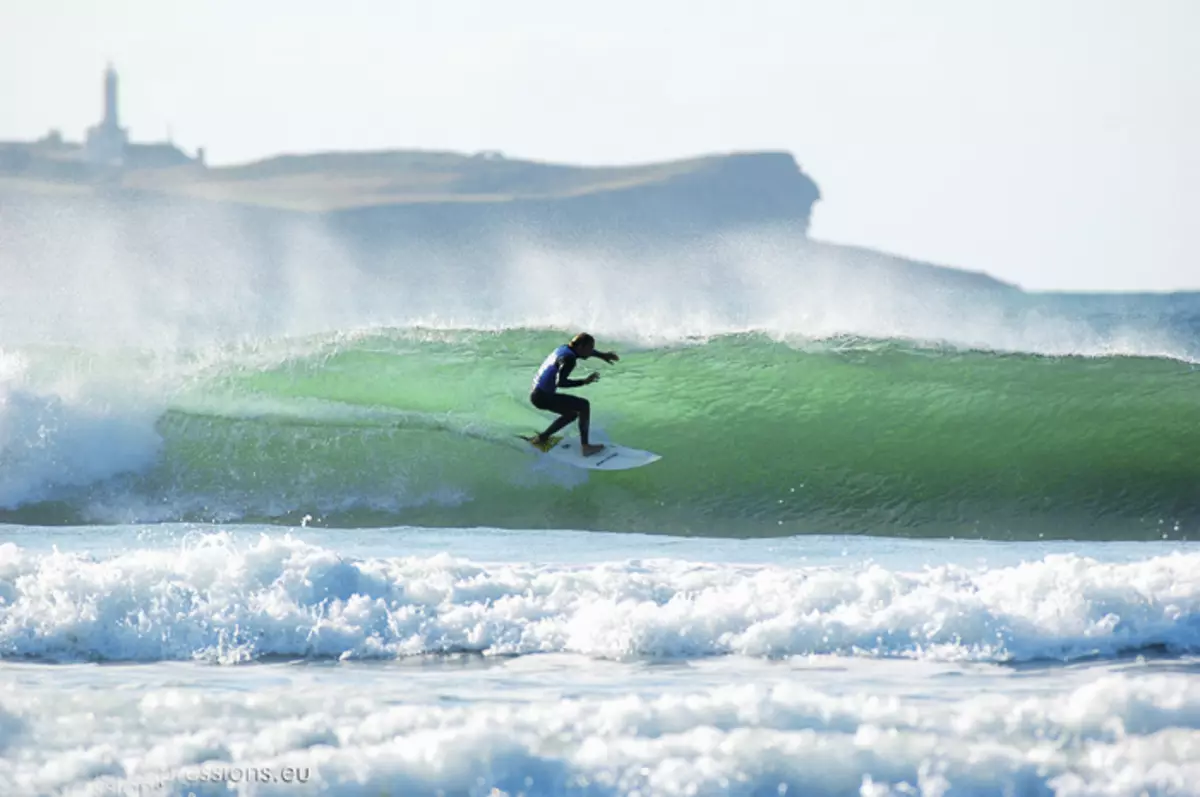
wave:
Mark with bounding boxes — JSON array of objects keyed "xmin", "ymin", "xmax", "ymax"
[
  {"xmin": 1, "ymin": 328, "xmax": 1197, "ymax": 538},
  {"xmin": 0, "ymin": 533, "xmax": 1197, "ymax": 664}
]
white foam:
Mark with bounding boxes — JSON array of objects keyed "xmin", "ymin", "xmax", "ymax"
[
  {"xmin": 0, "ymin": 350, "xmax": 162, "ymax": 508},
  {"xmin": 1, "ymin": 535, "xmax": 1198, "ymax": 664},
  {"xmin": 2, "ymin": 668, "xmax": 1199, "ymax": 796}
]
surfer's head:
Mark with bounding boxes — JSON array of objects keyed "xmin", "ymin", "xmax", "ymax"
[{"xmin": 569, "ymin": 333, "xmax": 595, "ymax": 356}]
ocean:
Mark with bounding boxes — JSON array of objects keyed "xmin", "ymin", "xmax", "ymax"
[{"xmin": 0, "ymin": 230, "xmax": 1198, "ymax": 796}]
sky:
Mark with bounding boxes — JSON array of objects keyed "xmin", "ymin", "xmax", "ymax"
[{"xmin": 1, "ymin": 0, "xmax": 1197, "ymax": 292}]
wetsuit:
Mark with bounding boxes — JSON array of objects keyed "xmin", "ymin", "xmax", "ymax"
[{"xmin": 530, "ymin": 344, "xmax": 593, "ymax": 444}]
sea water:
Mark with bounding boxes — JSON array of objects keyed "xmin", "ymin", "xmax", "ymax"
[{"xmin": 0, "ymin": 219, "xmax": 1198, "ymax": 795}]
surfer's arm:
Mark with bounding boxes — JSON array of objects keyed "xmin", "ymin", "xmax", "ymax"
[
  {"xmin": 596, "ymin": 350, "xmax": 619, "ymax": 364},
  {"xmin": 555, "ymin": 356, "xmax": 594, "ymax": 388}
]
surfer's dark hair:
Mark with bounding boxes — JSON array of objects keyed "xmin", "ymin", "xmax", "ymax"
[{"xmin": 569, "ymin": 333, "xmax": 595, "ymax": 350}]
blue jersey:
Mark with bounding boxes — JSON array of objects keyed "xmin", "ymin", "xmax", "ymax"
[{"xmin": 532, "ymin": 344, "xmax": 576, "ymax": 393}]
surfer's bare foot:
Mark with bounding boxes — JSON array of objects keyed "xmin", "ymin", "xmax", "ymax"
[{"xmin": 582, "ymin": 443, "xmax": 605, "ymax": 457}]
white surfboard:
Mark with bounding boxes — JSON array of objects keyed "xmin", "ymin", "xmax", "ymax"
[{"xmin": 519, "ymin": 435, "xmax": 661, "ymax": 471}]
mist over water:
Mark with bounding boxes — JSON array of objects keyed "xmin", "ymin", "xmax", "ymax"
[{"xmin": 4, "ymin": 198, "xmax": 1195, "ymax": 355}]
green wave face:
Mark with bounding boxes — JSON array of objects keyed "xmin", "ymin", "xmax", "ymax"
[{"xmin": 97, "ymin": 328, "xmax": 1193, "ymax": 540}]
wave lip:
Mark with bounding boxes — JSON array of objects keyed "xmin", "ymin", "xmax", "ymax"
[{"xmin": 2, "ymin": 535, "xmax": 1198, "ymax": 664}]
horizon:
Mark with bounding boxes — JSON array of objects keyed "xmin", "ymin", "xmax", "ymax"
[{"xmin": 2, "ymin": 0, "xmax": 1196, "ymax": 293}]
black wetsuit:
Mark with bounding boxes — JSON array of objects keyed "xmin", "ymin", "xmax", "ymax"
[{"xmin": 530, "ymin": 344, "xmax": 593, "ymax": 443}]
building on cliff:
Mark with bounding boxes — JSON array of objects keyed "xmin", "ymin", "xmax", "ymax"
[
  {"xmin": 85, "ymin": 63, "xmax": 205, "ymax": 170},
  {"xmin": 0, "ymin": 65, "xmax": 206, "ymax": 178}
]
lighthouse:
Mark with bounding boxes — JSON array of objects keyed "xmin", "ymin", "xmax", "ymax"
[
  {"xmin": 103, "ymin": 64, "xmax": 119, "ymax": 130},
  {"xmin": 85, "ymin": 63, "xmax": 128, "ymax": 166}
]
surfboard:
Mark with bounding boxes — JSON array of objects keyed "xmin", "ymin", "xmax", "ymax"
[{"xmin": 518, "ymin": 435, "xmax": 661, "ymax": 471}]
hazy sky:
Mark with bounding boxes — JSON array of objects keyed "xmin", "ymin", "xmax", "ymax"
[{"xmin": 2, "ymin": 0, "xmax": 1197, "ymax": 291}]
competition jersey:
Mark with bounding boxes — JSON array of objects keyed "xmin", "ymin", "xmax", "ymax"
[{"xmin": 531, "ymin": 344, "xmax": 577, "ymax": 393}]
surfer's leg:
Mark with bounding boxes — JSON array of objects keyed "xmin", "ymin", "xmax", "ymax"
[
  {"xmin": 542, "ymin": 394, "xmax": 601, "ymax": 453},
  {"xmin": 539, "ymin": 409, "xmax": 579, "ymax": 440},
  {"xmin": 531, "ymin": 391, "xmax": 587, "ymax": 443},
  {"xmin": 576, "ymin": 406, "xmax": 605, "ymax": 455}
]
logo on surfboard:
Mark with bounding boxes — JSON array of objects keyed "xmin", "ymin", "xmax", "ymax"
[{"xmin": 518, "ymin": 434, "xmax": 661, "ymax": 471}]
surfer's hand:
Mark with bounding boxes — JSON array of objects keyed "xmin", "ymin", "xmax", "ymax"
[
  {"xmin": 600, "ymin": 351, "xmax": 619, "ymax": 364},
  {"xmin": 586, "ymin": 372, "xmax": 601, "ymax": 384}
]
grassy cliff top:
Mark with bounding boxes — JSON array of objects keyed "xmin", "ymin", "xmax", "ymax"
[{"xmin": 2, "ymin": 149, "xmax": 800, "ymax": 212}]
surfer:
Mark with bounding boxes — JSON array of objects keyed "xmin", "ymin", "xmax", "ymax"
[{"xmin": 528, "ymin": 333, "xmax": 619, "ymax": 456}]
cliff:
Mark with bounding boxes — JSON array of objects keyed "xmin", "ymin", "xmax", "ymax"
[
  {"xmin": 0, "ymin": 147, "xmax": 1015, "ymax": 297},
  {"xmin": 0, "ymin": 148, "xmax": 819, "ymax": 240}
]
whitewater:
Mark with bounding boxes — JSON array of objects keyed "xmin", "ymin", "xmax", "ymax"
[{"xmin": 1, "ymin": 204, "xmax": 1199, "ymax": 795}]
